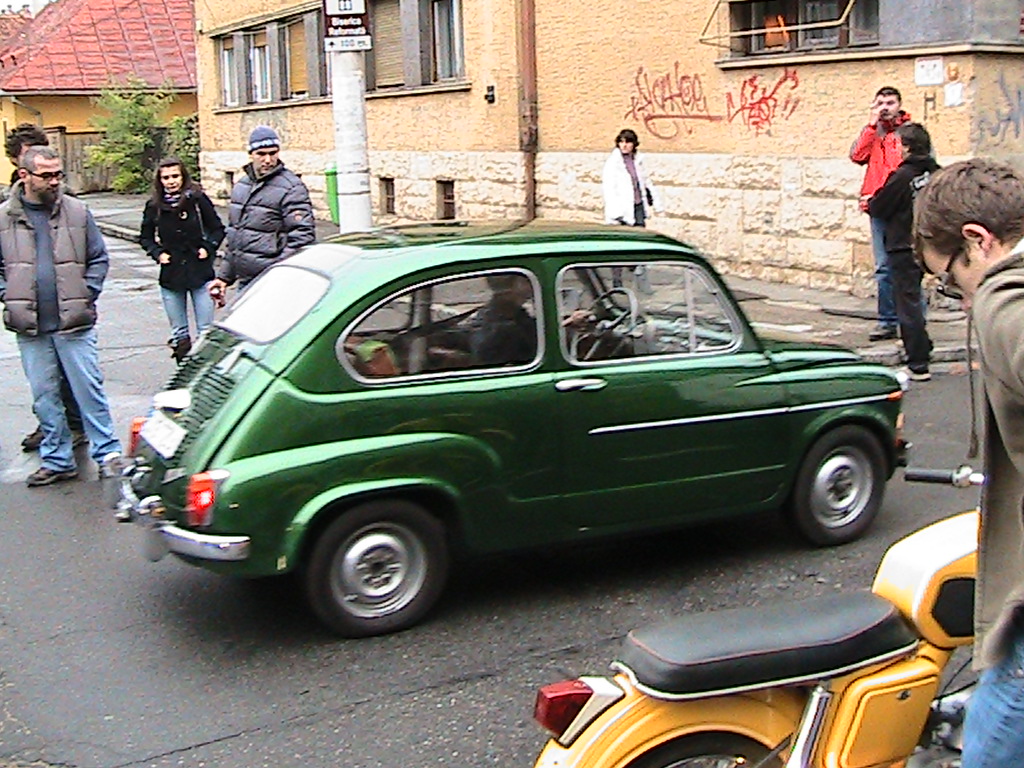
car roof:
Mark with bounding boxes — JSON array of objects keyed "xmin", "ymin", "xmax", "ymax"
[{"xmin": 283, "ymin": 220, "xmax": 706, "ymax": 286}]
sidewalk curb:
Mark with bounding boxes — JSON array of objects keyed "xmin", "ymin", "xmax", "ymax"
[
  {"xmin": 96, "ymin": 220, "xmax": 140, "ymax": 244},
  {"xmin": 855, "ymin": 343, "xmax": 970, "ymax": 367}
]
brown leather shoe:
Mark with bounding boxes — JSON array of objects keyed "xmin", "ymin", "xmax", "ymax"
[
  {"xmin": 21, "ymin": 426, "xmax": 43, "ymax": 452},
  {"xmin": 26, "ymin": 466, "xmax": 79, "ymax": 487}
]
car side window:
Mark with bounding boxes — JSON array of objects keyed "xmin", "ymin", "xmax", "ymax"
[
  {"xmin": 340, "ymin": 269, "xmax": 542, "ymax": 380},
  {"xmin": 557, "ymin": 262, "xmax": 739, "ymax": 364}
]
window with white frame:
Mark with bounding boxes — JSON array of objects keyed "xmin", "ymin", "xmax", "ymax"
[
  {"xmin": 248, "ymin": 32, "xmax": 271, "ymax": 103},
  {"xmin": 220, "ymin": 40, "xmax": 239, "ymax": 106},
  {"xmin": 213, "ymin": 10, "xmax": 328, "ymax": 108},
  {"xmin": 431, "ymin": 0, "xmax": 462, "ymax": 80},
  {"xmin": 729, "ymin": 0, "xmax": 878, "ymax": 55}
]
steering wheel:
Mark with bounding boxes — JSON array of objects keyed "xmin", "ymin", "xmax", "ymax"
[
  {"xmin": 573, "ymin": 287, "xmax": 641, "ymax": 361},
  {"xmin": 589, "ymin": 287, "xmax": 639, "ymax": 332}
]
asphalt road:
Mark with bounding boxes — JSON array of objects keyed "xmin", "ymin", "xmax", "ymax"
[{"xmin": 0, "ymin": 236, "xmax": 979, "ymax": 768}]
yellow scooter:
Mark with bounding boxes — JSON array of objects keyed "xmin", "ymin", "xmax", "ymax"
[{"xmin": 532, "ymin": 466, "xmax": 982, "ymax": 768}]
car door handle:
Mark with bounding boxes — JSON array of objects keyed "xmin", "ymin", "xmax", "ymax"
[{"xmin": 555, "ymin": 378, "xmax": 608, "ymax": 392}]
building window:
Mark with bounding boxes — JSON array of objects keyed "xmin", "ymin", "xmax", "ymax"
[
  {"xmin": 372, "ymin": 0, "xmax": 404, "ymax": 89},
  {"xmin": 380, "ymin": 177, "xmax": 396, "ymax": 214},
  {"xmin": 248, "ymin": 31, "xmax": 272, "ymax": 103},
  {"xmin": 214, "ymin": 10, "xmax": 327, "ymax": 107},
  {"xmin": 220, "ymin": 40, "xmax": 239, "ymax": 106},
  {"xmin": 431, "ymin": 0, "xmax": 462, "ymax": 80},
  {"xmin": 284, "ymin": 17, "xmax": 309, "ymax": 98},
  {"xmin": 368, "ymin": 0, "xmax": 464, "ymax": 91},
  {"xmin": 730, "ymin": 0, "xmax": 878, "ymax": 55},
  {"xmin": 437, "ymin": 180, "xmax": 455, "ymax": 219}
]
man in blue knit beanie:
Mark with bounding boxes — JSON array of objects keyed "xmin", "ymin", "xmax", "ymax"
[{"xmin": 208, "ymin": 125, "xmax": 315, "ymax": 303}]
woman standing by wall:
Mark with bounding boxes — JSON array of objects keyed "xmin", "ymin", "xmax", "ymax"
[
  {"xmin": 602, "ymin": 128, "xmax": 660, "ymax": 227},
  {"xmin": 140, "ymin": 157, "xmax": 226, "ymax": 362}
]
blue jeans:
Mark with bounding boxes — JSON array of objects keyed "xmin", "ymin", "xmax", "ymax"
[
  {"xmin": 161, "ymin": 283, "xmax": 214, "ymax": 344},
  {"xmin": 870, "ymin": 216, "xmax": 897, "ymax": 328},
  {"xmin": 17, "ymin": 328, "xmax": 122, "ymax": 472},
  {"xmin": 962, "ymin": 622, "xmax": 1024, "ymax": 768}
]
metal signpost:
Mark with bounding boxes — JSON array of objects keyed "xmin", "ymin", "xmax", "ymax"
[{"xmin": 323, "ymin": 0, "xmax": 373, "ymax": 232}]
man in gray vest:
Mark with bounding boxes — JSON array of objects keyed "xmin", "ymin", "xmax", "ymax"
[{"xmin": 0, "ymin": 146, "xmax": 121, "ymax": 486}]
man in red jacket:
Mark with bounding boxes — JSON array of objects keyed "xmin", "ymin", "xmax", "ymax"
[{"xmin": 850, "ymin": 86, "xmax": 911, "ymax": 342}]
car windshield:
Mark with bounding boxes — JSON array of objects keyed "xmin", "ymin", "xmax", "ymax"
[{"xmin": 218, "ymin": 265, "xmax": 331, "ymax": 344}]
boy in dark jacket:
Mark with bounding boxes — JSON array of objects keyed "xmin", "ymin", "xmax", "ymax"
[{"xmin": 867, "ymin": 122, "xmax": 939, "ymax": 381}]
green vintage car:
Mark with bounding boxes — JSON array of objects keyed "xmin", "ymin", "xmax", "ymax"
[{"xmin": 109, "ymin": 221, "xmax": 906, "ymax": 637}]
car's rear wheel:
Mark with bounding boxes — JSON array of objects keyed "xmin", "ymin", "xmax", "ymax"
[
  {"xmin": 305, "ymin": 499, "xmax": 449, "ymax": 637},
  {"xmin": 789, "ymin": 425, "xmax": 886, "ymax": 546},
  {"xmin": 627, "ymin": 732, "xmax": 782, "ymax": 768}
]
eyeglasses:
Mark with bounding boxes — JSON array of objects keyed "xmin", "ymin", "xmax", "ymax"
[
  {"xmin": 25, "ymin": 169, "xmax": 65, "ymax": 182},
  {"xmin": 935, "ymin": 250, "xmax": 964, "ymax": 301}
]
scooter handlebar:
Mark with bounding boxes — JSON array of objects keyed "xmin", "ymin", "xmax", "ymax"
[{"xmin": 904, "ymin": 465, "xmax": 985, "ymax": 487}]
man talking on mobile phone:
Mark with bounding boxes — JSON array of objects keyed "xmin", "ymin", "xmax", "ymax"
[{"xmin": 850, "ymin": 86, "xmax": 911, "ymax": 343}]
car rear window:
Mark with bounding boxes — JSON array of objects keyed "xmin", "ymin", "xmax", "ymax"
[{"xmin": 218, "ymin": 265, "xmax": 331, "ymax": 344}]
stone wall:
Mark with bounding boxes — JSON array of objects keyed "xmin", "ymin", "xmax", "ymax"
[{"xmin": 201, "ymin": 146, "xmax": 905, "ymax": 294}]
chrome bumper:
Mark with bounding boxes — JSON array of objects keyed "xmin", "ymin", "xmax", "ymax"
[{"xmin": 103, "ymin": 454, "xmax": 251, "ymax": 563}]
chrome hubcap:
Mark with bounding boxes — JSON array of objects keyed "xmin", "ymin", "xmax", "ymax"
[
  {"xmin": 811, "ymin": 451, "xmax": 870, "ymax": 528},
  {"xmin": 333, "ymin": 523, "xmax": 427, "ymax": 619}
]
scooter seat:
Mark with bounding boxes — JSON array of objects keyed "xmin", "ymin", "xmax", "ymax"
[{"xmin": 614, "ymin": 591, "xmax": 918, "ymax": 699}]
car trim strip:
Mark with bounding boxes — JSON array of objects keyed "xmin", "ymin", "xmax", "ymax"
[{"xmin": 589, "ymin": 393, "xmax": 893, "ymax": 435}]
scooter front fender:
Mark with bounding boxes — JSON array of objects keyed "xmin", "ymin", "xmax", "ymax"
[{"xmin": 535, "ymin": 674, "xmax": 805, "ymax": 768}]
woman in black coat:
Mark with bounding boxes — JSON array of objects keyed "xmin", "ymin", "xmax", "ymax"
[{"xmin": 140, "ymin": 157, "xmax": 226, "ymax": 361}]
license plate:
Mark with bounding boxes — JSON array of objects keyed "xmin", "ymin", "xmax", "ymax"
[{"xmin": 140, "ymin": 411, "xmax": 186, "ymax": 459}]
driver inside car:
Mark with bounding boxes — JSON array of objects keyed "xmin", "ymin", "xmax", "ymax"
[{"xmin": 469, "ymin": 273, "xmax": 538, "ymax": 366}]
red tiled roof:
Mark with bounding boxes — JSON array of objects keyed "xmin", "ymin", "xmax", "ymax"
[
  {"xmin": 0, "ymin": 0, "xmax": 195, "ymax": 93},
  {"xmin": 0, "ymin": 9, "xmax": 30, "ymax": 49}
]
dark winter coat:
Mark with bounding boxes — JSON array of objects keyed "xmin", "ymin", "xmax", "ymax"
[
  {"xmin": 218, "ymin": 162, "xmax": 315, "ymax": 286},
  {"xmin": 140, "ymin": 189, "xmax": 226, "ymax": 291},
  {"xmin": 867, "ymin": 153, "xmax": 941, "ymax": 254}
]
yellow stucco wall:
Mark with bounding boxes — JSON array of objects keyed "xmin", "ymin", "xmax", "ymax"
[
  {"xmin": 192, "ymin": 0, "xmax": 1024, "ymax": 291},
  {"xmin": 194, "ymin": 0, "xmax": 519, "ymax": 153}
]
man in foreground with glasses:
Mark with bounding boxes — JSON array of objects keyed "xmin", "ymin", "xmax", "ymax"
[
  {"xmin": 2, "ymin": 123, "xmax": 88, "ymax": 453},
  {"xmin": 0, "ymin": 146, "xmax": 121, "ymax": 486},
  {"xmin": 913, "ymin": 157, "xmax": 1024, "ymax": 768}
]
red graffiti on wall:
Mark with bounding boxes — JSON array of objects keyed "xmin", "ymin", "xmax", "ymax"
[
  {"xmin": 624, "ymin": 63, "xmax": 724, "ymax": 140},
  {"xmin": 625, "ymin": 64, "xmax": 802, "ymax": 139},
  {"xmin": 725, "ymin": 68, "xmax": 801, "ymax": 136}
]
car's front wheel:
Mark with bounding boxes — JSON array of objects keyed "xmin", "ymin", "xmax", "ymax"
[
  {"xmin": 789, "ymin": 425, "xmax": 886, "ymax": 546},
  {"xmin": 305, "ymin": 499, "xmax": 449, "ymax": 637}
]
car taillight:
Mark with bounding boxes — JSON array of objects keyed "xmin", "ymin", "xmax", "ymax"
[
  {"xmin": 128, "ymin": 416, "xmax": 147, "ymax": 455},
  {"xmin": 534, "ymin": 677, "xmax": 624, "ymax": 746},
  {"xmin": 185, "ymin": 470, "xmax": 229, "ymax": 527}
]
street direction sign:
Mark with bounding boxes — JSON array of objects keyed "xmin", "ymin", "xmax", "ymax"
[{"xmin": 323, "ymin": 0, "xmax": 371, "ymax": 51}]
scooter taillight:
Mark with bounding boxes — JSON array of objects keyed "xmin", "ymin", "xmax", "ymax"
[
  {"xmin": 534, "ymin": 676, "xmax": 625, "ymax": 746},
  {"xmin": 535, "ymin": 680, "xmax": 594, "ymax": 736}
]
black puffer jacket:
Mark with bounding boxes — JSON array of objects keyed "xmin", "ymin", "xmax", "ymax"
[
  {"xmin": 218, "ymin": 162, "xmax": 315, "ymax": 286},
  {"xmin": 140, "ymin": 189, "xmax": 226, "ymax": 291},
  {"xmin": 867, "ymin": 154, "xmax": 941, "ymax": 253}
]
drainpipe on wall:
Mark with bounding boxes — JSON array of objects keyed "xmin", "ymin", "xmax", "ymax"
[{"xmin": 516, "ymin": 0, "xmax": 538, "ymax": 220}]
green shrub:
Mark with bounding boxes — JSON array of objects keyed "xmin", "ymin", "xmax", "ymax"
[
  {"xmin": 86, "ymin": 77, "xmax": 173, "ymax": 193},
  {"xmin": 164, "ymin": 113, "xmax": 200, "ymax": 177}
]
